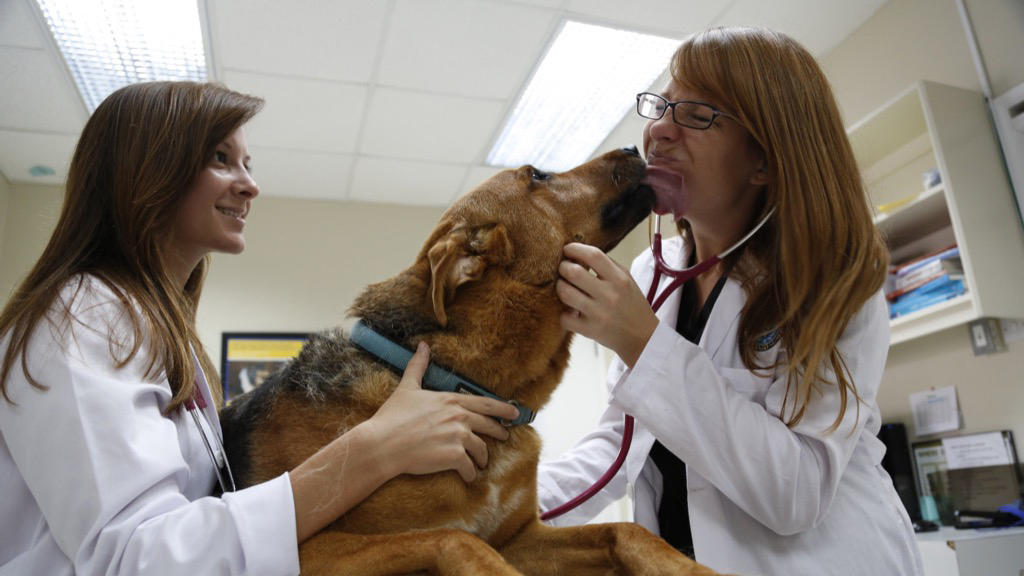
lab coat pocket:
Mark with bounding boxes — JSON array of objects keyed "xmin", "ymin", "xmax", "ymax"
[{"xmin": 719, "ymin": 367, "xmax": 771, "ymax": 406}]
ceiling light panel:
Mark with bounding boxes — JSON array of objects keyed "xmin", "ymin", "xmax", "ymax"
[
  {"xmin": 487, "ymin": 21, "xmax": 678, "ymax": 173},
  {"xmin": 35, "ymin": 0, "xmax": 207, "ymax": 111}
]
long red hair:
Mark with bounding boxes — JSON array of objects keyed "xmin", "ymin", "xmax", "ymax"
[{"xmin": 673, "ymin": 28, "xmax": 888, "ymax": 431}]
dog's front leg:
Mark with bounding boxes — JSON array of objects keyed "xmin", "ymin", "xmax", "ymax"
[
  {"xmin": 499, "ymin": 521, "xmax": 723, "ymax": 576},
  {"xmin": 298, "ymin": 529, "xmax": 524, "ymax": 576}
]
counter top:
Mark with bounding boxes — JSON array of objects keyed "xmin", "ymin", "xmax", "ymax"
[{"xmin": 915, "ymin": 525, "xmax": 1024, "ymax": 543}]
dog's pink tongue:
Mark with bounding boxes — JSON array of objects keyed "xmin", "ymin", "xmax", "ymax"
[{"xmin": 642, "ymin": 166, "xmax": 688, "ymax": 216}]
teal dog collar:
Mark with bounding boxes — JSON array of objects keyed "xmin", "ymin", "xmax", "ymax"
[{"xmin": 349, "ymin": 320, "xmax": 535, "ymax": 427}]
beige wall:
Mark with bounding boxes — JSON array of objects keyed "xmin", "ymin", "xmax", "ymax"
[
  {"xmin": 824, "ymin": 0, "xmax": 1024, "ymax": 124},
  {"xmin": 821, "ymin": 0, "xmax": 1024, "ymax": 443},
  {"xmin": 0, "ymin": 182, "xmax": 63, "ymax": 300},
  {"xmin": 0, "ymin": 174, "xmax": 9, "ymax": 264},
  {"xmin": 197, "ymin": 196, "xmax": 444, "ymax": 366}
]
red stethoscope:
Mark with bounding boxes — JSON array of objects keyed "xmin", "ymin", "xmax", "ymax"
[{"xmin": 540, "ymin": 207, "xmax": 775, "ymax": 521}]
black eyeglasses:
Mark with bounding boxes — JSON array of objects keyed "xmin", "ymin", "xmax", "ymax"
[{"xmin": 636, "ymin": 92, "xmax": 736, "ymax": 130}]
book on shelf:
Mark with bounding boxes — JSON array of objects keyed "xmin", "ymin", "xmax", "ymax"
[
  {"xmin": 890, "ymin": 244, "xmax": 960, "ymax": 278},
  {"xmin": 886, "ymin": 244, "xmax": 963, "ymax": 302},
  {"xmin": 887, "ymin": 261, "xmax": 964, "ymax": 300},
  {"xmin": 888, "ymin": 276, "xmax": 966, "ymax": 319}
]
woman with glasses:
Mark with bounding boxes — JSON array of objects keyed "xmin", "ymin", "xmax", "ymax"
[
  {"xmin": 0, "ymin": 81, "xmax": 518, "ymax": 575},
  {"xmin": 540, "ymin": 27, "xmax": 923, "ymax": 575}
]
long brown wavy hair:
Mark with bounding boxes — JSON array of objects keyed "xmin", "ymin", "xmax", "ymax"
[
  {"xmin": 672, "ymin": 27, "xmax": 888, "ymax": 431},
  {"xmin": 0, "ymin": 81, "xmax": 263, "ymax": 412}
]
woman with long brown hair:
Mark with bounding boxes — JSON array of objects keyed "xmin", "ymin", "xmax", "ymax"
[
  {"xmin": 540, "ymin": 27, "xmax": 922, "ymax": 574},
  {"xmin": 0, "ymin": 81, "xmax": 517, "ymax": 574}
]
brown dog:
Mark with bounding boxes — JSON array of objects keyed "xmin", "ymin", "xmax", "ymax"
[{"xmin": 219, "ymin": 147, "xmax": 721, "ymax": 575}]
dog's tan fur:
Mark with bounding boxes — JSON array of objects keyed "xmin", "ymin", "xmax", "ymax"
[{"xmin": 220, "ymin": 148, "xmax": 722, "ymax": 575}]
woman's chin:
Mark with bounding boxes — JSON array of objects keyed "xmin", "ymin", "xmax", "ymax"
[{"xmin": 217, "ymin": 237, "xmax": 246, "ymax": 255}]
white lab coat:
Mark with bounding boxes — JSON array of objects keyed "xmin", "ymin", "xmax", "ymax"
[
  {"xmin": 538, "ymin": 237, "xmax": 924, "ymax": 575},
  {"xmin": 0, "ymin": 274, "xmax": 300, "ymax": 575}
]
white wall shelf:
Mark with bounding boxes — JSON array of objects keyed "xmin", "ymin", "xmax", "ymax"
[
  {"xmin": 873, "ymin": 184, "xmax": 949, "ymax": 249},
  {"xmin": 848, "ymin": 81, "xmax": 1024, "ymax": 345},
  {"xmin": 888, "ymin": 294, "xmax": 974, "ymax": 344}
]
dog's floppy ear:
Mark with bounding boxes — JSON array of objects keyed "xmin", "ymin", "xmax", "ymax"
[{"xmin": 427, "ymin": 223, "xmax": 513, "ymax": 326}]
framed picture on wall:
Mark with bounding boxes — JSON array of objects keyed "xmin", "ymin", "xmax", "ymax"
[{"xmin": 220, "ymin": 332, "xmax": 309, "ymax": 403}]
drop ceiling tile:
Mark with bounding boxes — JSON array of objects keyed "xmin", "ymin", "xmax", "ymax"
[
  {"xmin": 0, "ymin": 0, "xmax": 46, "ymax": 49},
  {"xmin": 377, "ymin": 0, "xmax": 557, "ymax": 98},
  {"xmin": 565, "ymin": 0, "xmax": 723, "ymax": 35},
  {"xmin": 361, "ymin": 88, "xmax": 505, "ymax": 164},
  {"xmin": 0, "ymin": 47, "xmax": 86, "ymax": 132},
  {"xmin": 210, "ymin": 0, "xmax": 389, "ymax": 83},
  {"xmin": 223, "ymin": 71, "xmax": 367, "ymax": 154},
  {"xmin": 247, "ymin": 146, "xmax": 354, "ymax": 201},
  {"xmin": 0, "ymin": 129, "xmax": 77, "ymax": 185},
  {"xmin": 350, "ymin": 157, "xmax": 467, "ymax": 206}
]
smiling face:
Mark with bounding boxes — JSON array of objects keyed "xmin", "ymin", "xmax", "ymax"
[
  {"xmin": 641, "ymin": 80, "xmax": 767, "ymax": 230},
  {"xmin": 168, "ymin": 127, "xmax": 259, "ymax": 272}
]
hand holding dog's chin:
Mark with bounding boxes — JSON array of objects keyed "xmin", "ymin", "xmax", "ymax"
[{"xmin": 557, "ymin": 243, "xmax": 659, "ymax": 368}]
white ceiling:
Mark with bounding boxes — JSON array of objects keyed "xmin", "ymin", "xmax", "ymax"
[{"xmin": 0, "ymin": 0, "xmax": 888, "ymax": 207}]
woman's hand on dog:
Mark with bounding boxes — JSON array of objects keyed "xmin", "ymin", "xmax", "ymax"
[
  {"xmin": 365, "ymin": 342, "xmax": 521, "ymax": 483},
  {"xmin": 557, "ymin": 243, "xmax": 659, "ymax": 368},
  {"xmin": 289, "ymin": 343, "xmax": 519, "ymax": 543}
]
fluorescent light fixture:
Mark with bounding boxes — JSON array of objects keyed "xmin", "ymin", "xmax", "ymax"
[
  {"xmin": 35, "ymin": 0, "xmax": 207, "ymax": 112},
  {"xmin": 487, "ymin": 21, "xmax": 678, "ymax": 173}
]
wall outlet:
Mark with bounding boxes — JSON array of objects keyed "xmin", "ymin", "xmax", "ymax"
[{"xmin": 968, "ymin": 318, "xmax": 1007, "ymax": 355}]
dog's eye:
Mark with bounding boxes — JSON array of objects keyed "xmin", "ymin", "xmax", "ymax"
[{"xmin": 531, "ymin": 168, "xmax": 551, "ymax": 182}]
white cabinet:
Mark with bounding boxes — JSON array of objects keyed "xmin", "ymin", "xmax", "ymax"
[
  {"xmin": 847, "ymin": 80, "xmax": 1024, "ymax": 344},
  {"xmin": 917, "ymin": 527, "xmax": 1024, "ymax": 575}
]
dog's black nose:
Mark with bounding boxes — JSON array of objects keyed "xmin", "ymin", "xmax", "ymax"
[{"xmin": 621, "ymin": 145, "xmax": 640, "ymax": 156}]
